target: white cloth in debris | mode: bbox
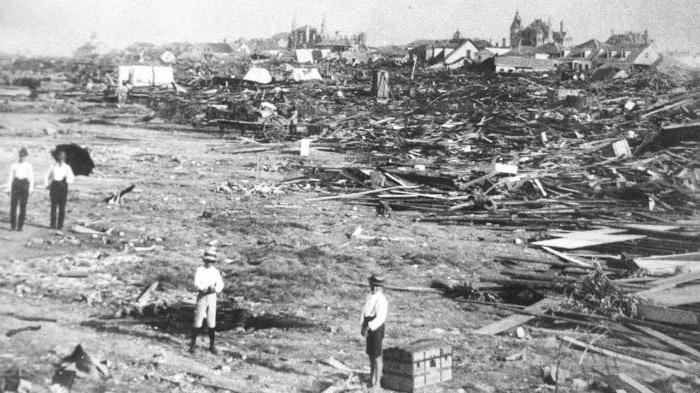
[194,266,224,293]
[44,163,75,186]
[361,291,388,331]
[7,162,34,192]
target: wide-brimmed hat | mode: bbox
[368,274,385,287]
[203,248,218,262]
[19,147,28,157]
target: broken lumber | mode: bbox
[540,246,593,267]
[473,297,561,335]
[557,336,688,378]
[633,304,700,327]
[634,270,700,296]
[635,284,700,307]
[104,184,136,204]
[616,373,656,393]
[306,185,417,202]
[629,324,700,360]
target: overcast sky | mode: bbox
[1,0,698,56]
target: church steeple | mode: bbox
[320,12,327,40]
[510,10,522,47]
[511,10,522,29]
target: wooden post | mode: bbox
[372,70,390,99]
[410,55,417,80]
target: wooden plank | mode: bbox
[473,297,560,335]
[636,285,700,307]
[306,186,417,202]
[629,324,700,360]
[617,373,656,393]
[633,252,700,275]
[634,271,700,297]
[551,228,627,239]
[541,246,593,267]
[532,234,645,249]
[557,336,688,378]
[634,304,700,327]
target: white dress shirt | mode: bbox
[45,163,75,186]
[194,266,224,293]
[361,291,388,331]
[7,162,34,192]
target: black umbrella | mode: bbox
[52,144,95,176]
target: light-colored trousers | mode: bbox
[193,293,217,328]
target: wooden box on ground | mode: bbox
[381,342,452,392]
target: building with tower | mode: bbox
[510,11,567,47]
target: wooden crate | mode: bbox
[381,342,452,392]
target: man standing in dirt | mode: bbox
[190,248,225,354]
[6,147,34,231]
[44,150,74,230]
[361,274,388,391]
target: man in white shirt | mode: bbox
[44,150,75,230]
[190,248,225,354]
[361,274,388,391]
[7,148,34,231]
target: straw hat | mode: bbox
[203,248,218,263]
[368,274,385,287]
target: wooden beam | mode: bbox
[616,373,656,393]
[473,297,560,335]
[629,324,700,360]
[541,246,593,267]
[306,186,417,202]
[557,336,688,378]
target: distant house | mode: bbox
[495,56,557,73]
[564,39,608,72]
[194,42,234,58]
[0,54,14,67]
[563,32,660,73]
[510,11,567,47]
[535,42,568,59]
[408,40,458,65]
[503,45,537,59]
[439,39,493,69]
[475,47,511,63]
[288,25,322,50]
[594,43,661,72]
[410,31,494,68]
[74,42,99,61]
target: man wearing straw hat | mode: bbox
[189,248,225,354]
[6,147,34,231]
[361,274,388,391]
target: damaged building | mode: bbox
[510,11,567,47]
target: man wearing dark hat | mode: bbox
[361,274,388,391]
[44,150,75,230]
[189,248,225,354]
[6,148,34,231]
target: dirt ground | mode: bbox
[0,102,694,392]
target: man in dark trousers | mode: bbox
[44,150,75,230]
[361,274,388,392]
[6,148,34,231]
[190,248,225,354]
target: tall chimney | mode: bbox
[643,29,648,44]
[502,37,506,48]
